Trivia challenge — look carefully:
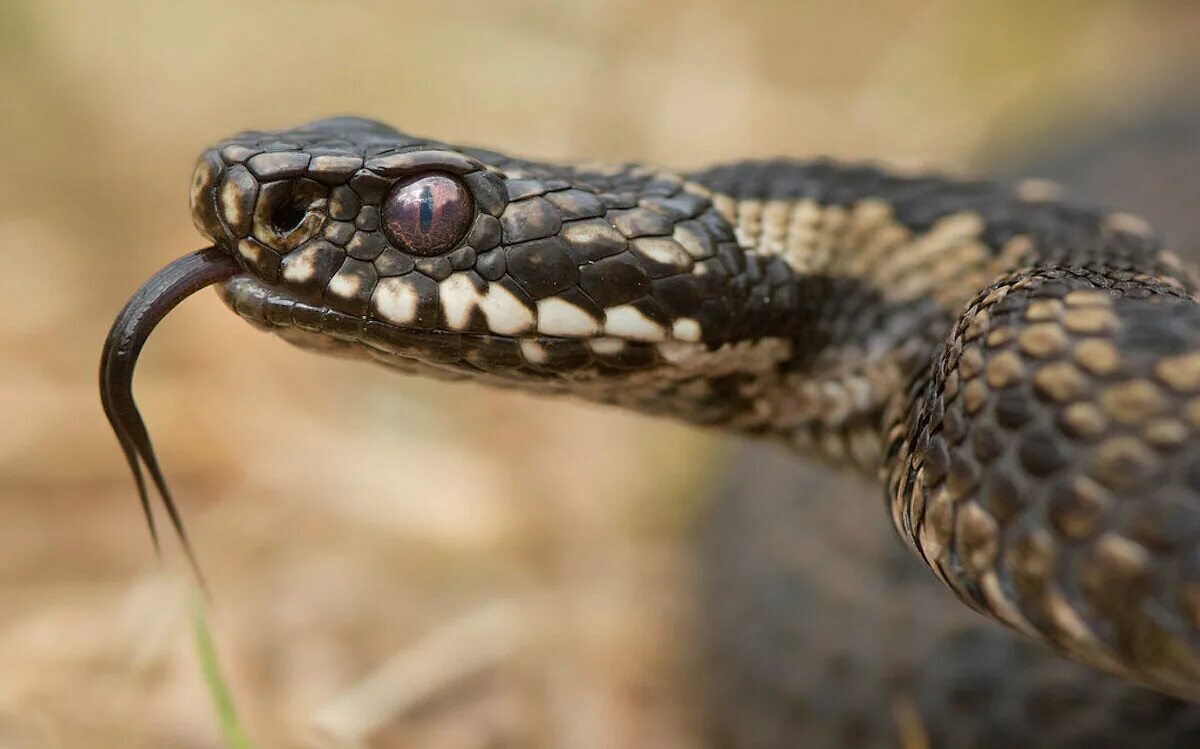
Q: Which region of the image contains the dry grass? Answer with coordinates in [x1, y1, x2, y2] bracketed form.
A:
[1, 2, 1199, 746]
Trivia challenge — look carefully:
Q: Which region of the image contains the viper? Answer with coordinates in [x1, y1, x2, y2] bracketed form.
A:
[101, 117, 1200, 747]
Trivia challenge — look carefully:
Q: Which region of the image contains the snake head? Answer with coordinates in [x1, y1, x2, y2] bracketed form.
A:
[189, 116, 495, 294]
[189, 116, 786, 417]
[108, 117, 789, 575]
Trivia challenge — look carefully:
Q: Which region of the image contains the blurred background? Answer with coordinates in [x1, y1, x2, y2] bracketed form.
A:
[2, 1, 1200, 747]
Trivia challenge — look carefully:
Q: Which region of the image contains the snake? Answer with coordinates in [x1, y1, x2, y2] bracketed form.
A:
[100, 116, 1200, 747]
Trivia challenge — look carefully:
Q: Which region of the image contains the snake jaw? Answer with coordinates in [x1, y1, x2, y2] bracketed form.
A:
[99, 247, 242, 585]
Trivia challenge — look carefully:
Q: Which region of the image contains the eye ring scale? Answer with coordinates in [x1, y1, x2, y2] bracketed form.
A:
[380, 172, 474, 257]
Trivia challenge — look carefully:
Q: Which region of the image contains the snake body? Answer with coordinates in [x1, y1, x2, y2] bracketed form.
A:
[102, 117, 1200, 745]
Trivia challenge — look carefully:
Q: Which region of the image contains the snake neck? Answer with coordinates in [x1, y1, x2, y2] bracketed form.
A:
[682, 161, 1197, 474]
[691, 161, 1200, 698]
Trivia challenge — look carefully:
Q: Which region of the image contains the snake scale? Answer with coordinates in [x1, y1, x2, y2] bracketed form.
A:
[100, 117, 1200, 747]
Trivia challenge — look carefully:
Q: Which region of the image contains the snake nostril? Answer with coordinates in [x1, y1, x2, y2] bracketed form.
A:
[253, 178, 328, 250]
[270, 190, 309, 236]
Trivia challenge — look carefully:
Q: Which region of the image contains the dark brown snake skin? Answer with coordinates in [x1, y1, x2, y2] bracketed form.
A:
[101, 116, 1200, 747]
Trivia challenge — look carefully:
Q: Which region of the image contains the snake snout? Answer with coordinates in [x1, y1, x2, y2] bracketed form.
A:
[190, 148, 333, 287]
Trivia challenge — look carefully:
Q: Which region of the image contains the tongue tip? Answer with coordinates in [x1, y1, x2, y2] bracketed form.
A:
[99, 247, 240, 587]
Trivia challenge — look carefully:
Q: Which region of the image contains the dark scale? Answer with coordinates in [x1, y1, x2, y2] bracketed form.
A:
[413, 255, 452, 282]
[373, 247, 415, 277]
[504, 237, 579, 299]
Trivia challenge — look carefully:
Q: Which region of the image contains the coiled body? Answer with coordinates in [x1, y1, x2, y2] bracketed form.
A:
[683, 162, 1200, 728]
[103, 117, 1200, 746]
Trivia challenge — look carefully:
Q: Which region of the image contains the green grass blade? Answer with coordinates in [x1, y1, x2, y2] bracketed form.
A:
[191, 596, 255, 749]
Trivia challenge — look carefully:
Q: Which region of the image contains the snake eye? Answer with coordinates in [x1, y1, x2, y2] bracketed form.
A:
[381, 173, 474, 256]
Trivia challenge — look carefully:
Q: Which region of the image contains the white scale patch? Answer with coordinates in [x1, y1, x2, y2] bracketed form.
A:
[476, 282, 535, 335]
[1103, 211, 1153, 238]
[219, 177, 248, 230]
[373, 276, 420, 324]
[519, 339, 549, 365]
[588, 337, 625, 355]
[328, 269, 363, 300]
[282, 244, 321, 284]
[375, 273, 536, 334]
[671, 318, 702, 342]
[1014, 179, 1066, 202]
[237, 239, 266, 267]
[536, 297, 600, 337]
[713, 190, 1019, 316]
[672, 224, 711, 259]
[439, 273, 485, 330]
[633, 237, 692, 270]
[603, 304, 665, 341]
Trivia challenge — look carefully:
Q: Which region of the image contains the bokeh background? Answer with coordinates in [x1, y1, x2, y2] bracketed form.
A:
[3, 2, 1200, 747]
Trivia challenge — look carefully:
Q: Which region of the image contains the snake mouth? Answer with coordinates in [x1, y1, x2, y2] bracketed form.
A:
[99, 247, 242, 584]
[214, 269, 689, 386]
[216, 272, 489, 373]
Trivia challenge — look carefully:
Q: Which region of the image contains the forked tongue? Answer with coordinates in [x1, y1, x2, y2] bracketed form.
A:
[100, 247, 241, 591]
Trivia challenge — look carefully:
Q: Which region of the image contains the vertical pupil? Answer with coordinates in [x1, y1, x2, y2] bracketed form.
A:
[418, 184, 434, 233]
[381, 172, 473, 257]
